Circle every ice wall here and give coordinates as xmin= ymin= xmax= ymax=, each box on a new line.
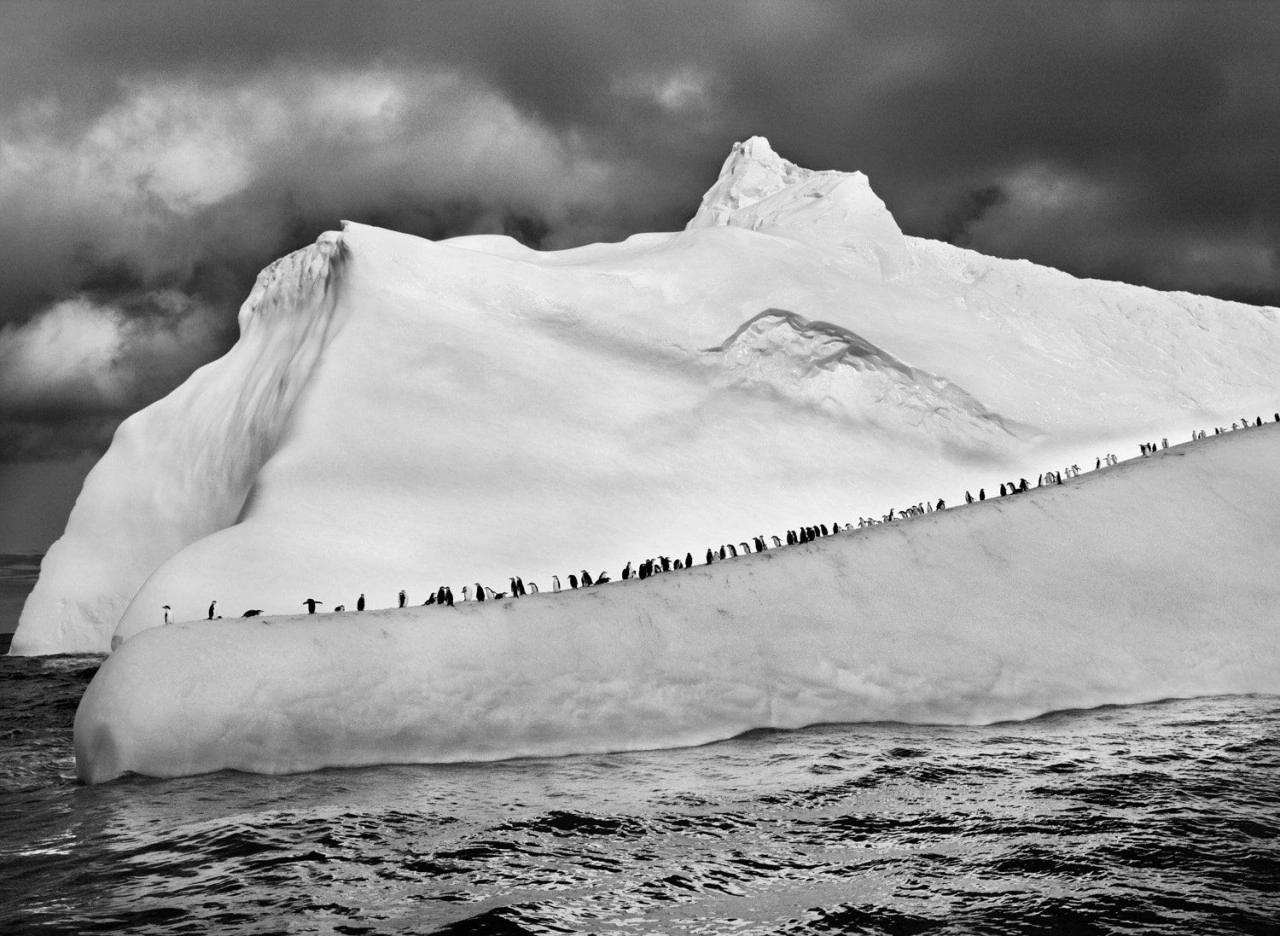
xmin=11 ymin=234 xmax=348 ymax=654
xmin=75 ymin=424 xmax=1280 ymax=783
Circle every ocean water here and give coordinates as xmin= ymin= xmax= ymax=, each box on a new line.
xmin=2 ymin=634 xmax=1277 ymax=935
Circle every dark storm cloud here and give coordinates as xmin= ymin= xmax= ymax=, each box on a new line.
xmin=2 ymin=0 xmax=1279 ymax=464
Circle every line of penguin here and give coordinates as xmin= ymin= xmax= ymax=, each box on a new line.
xmin=183 ymin=413 xmax=1280 ymax=623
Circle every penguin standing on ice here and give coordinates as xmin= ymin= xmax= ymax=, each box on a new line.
xmin=445 ymin=587 xmax=454 ymax=607
xmin=568 ymin=574 xmax=578 ymax=589
xmin=207 ymin=600 xmax=217 ymax=620
xmin=357 ymin=593 xmax=365 ymax=611
xmin=302 ymin=598 xmax=322 ymax=614
xmin=475 ymin=583 xmax=486 ymax=602
xmin=581 ymin=570 xmax=593 ymax=586
xmin=685 ymin=552 xmax=693 ymax=568
xmin=398 ymin=590 xmax=407 ymax=608
xmin=706 ymin=548 xmax=714 ymax=564
xmin=163 ymin=605 xmax=172 ymax=625
xmin=552 ymin=575 xmax=561 ymax=593
xmin=622 ymin=561 xmax=632 ymax=580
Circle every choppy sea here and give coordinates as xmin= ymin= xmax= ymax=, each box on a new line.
xmin=2 ymin=560 xmax=1278 ymax=934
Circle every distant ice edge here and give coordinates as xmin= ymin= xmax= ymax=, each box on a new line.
xmin=11 ymin=231 xmax=349 ymax=655
xmin=74 ymin=425 xmax=1280 ymax=783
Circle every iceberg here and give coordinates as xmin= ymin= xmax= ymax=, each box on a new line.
xmin=15 ymin=137 xmax=1280 ymax=656
xmin=75 ymin=424 xmax=1280 ymax=783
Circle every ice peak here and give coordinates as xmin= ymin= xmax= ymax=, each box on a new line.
xmin=689 ymin=136 xmax=812 ymax=225
xmin=687 ymin=137 xmax=909 ymax=274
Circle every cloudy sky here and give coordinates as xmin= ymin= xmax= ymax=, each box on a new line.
xmin=2 ymin=0 xmax=1279 ymax=551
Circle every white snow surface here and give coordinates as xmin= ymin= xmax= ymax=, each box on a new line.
xmin=75 ymin=424 xmax=1280 ymax=783
xmin=13 ymin=135 xmax=1280 ymax=654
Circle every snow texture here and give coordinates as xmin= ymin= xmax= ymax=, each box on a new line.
xmin=14 ymin=135 xmax=1280 ymax=654
xmin=75 ymin=425 xmax=1280 ymax=782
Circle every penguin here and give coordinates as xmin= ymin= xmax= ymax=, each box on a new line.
xmin=819 ymin=525 xmax=828 ymax=537
xmin=979 ymin=489 xmax=985 ymax=501
xmin=302 ymin=598 xmax=322 ymax=614
xmin=425 ymin=593 xmax=436 ymax=605
xmin=208 ymin=600 xmax=217 ymax=620
xmin=528 ymin=582 xmax=539 ymax=594
xmin=485 ymin=587 xmax=499 ymax=600
xmin=163 ymin=605 xmax=172 ymax=625
xmin=595 ymin=571 xmax=610 ymax=584
xmin=685 ymin=552 xmax=693 ymax=568
xmin=436 ymin=586 xmax=446 ymax=605
xmin=398 ymin=590 xmax=407 ymax=608
xmin=510 ymin=577 xmax=519 ymax=597
xmin=739 ymin=542 xmax=751 ymax=554
xmin=661 ymin=556 xmax=672 ymax=572
xmin=445 ymin=587 xmax=454 ymax=607
xmin=476 ymin=583 xmax=486 ymax=602
xmin=936 ymin=499 xmax=945 ymax=511
xmin=771 ymin=536 xmax=781 ymax=548
xmin=462 ymin=585 xmax=471 ymax=601
xmin=357 ymin=593 xmax=365 ymax=612
xmin=622 ymin=561 xmax=632 ymax=580
xmin=999 ymin=483 xmax=1007 ymax=497
xmin=569 ymin=574 xmax=578 ymax=589
xmin=333 ymin=605 xmax=344 ymax=613
xmin=706 ymin=548 xmax=714 ymax=564
xmin=516 ymin=576 xmax=526 ymax=597
xmin=242 ymin=609 xmax=262 ymax=617
xmin=674 ymin=559 xmax=683 ymax=570
xmin=553 ymin=575 xmax=562 ymax=592
xmin=638 ymin=562 xmax=649 ymax=581
xmin=581 ymin=570 xmax=593 ymax=586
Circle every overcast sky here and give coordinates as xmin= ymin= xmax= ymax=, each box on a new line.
xmin=2 ymin=0 xmax=1279 ymax=551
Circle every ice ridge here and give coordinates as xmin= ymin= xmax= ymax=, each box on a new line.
xmin=705 ymin=309 xmax=1020 ymax=438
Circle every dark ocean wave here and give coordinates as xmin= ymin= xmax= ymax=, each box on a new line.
xmin=1 ymin=651 xmax=1277 ymax=934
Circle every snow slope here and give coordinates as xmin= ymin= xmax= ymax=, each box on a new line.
xmin=14 ymin=136 xmax=1280 ymax=654
xmin=75 ymin=424 xmax=1280 ymax=783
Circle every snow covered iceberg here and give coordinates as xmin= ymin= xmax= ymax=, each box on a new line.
xmin=14 ymin=136 xmax=1280 ymax=655
xmin=75 ymin=425 xmax=1280 ymax=783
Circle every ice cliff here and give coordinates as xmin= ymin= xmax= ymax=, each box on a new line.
xmin=13 ymin=136 xmax=1280 ymax=655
